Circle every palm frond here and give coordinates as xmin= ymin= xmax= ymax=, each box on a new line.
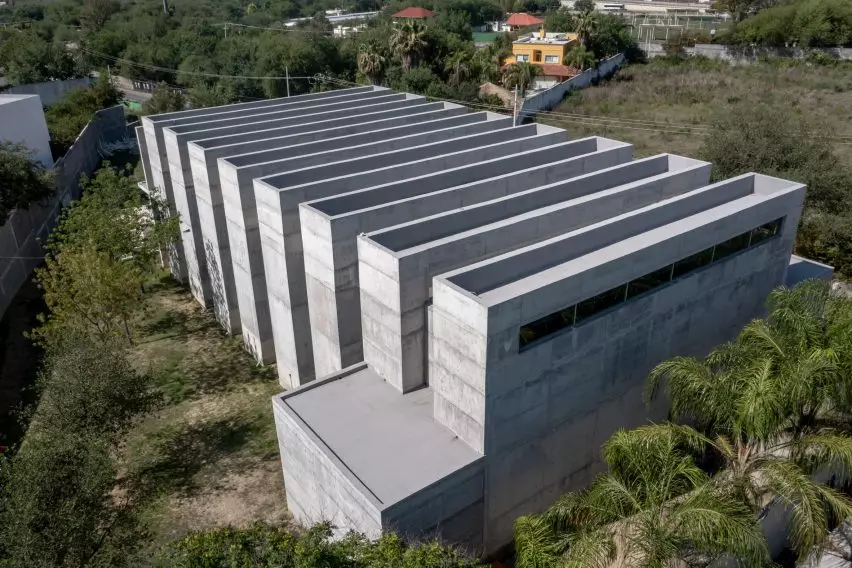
xmin=560 ymin=528 xmax=617 ymax=568
xmin=668 ymin=487 xmax=771 ymax=567
xmin=514 ymin=515 xmax=563 ymax=568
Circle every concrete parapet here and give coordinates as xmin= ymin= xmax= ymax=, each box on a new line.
xmin=257 ymin=123 xmax=565 ymax=387
xmin=359 ymin=154 xmax=710 ymax=393
xmin=187 ymin=103 xmax=467 ymax=333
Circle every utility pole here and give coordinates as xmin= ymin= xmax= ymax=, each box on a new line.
xmin=285 ymin=66 xmax=290 ymax=97
xmin=512 ymin=85 xmax=519 ymax=127
xmin=224 ymin=24 xmax=228 ymax=39
xmin=162 ymin=0 xmax=168 ymax=14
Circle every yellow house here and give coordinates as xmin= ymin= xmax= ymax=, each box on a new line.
xmin=504 ymin=30 xmax=579 ymax=66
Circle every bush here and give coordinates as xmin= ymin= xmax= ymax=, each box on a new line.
xmin=161 ymin=522 xmax=486 ymax=568
xmin=44 ymin=74 xmax=122 ymax=152
xmin=0 ymin=142 xmax=54 ymax=222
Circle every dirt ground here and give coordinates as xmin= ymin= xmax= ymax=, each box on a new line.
xmin=123 ymin=276 xmax=288 ymax=559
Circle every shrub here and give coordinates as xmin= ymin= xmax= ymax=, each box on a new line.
xmin=0 ymin=142 xmax=54 ymax=222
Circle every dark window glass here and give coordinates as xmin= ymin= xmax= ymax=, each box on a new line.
xmin=672 ymin=247 xmax=714 ymax=279
xmin=750 ymin=218 xmax=782 ymax=246
xmin=517 ymin=216 xmax=786 ymax=350
xmin=519 ymin=306 xmax=575 ymax=349
xmin=626 ymin=265 xmax=673 ymax=299
xmin=713 ymin=231 xmax=751 ymax=262
xmin=575 ymin=284 xmax=627 ymax=323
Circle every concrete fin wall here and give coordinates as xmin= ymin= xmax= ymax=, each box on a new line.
xmin=187 ymin=104 xmax=469 ymax=332
xmin=141 ymin=87 xmax=388 ymax=282
xmin=359 ymin=153 xmax=713 ymax=394
xmin=160 ymin=96 xmax=444 ymax=310
xmin=257 ymin=126 xmax=567 ymax=387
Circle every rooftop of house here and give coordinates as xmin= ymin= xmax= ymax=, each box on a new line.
xmin=513 ymin=32 xmax=577 ymax=46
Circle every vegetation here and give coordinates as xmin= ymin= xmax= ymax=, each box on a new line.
xmin=162 ymin=522 xmax=485 ymax=567
xmin=34 ymin=165 xmax=177 ymax=346
xmin=0 ymin=142 xmax=54 ymax=223
xmin=515 ymin=425 xmax=769 ymax=567
xmin=44 ymin=74 xmax=123 ymax=152
xmin=516 ymin=280 xmax=852 ymax=567
xmin=728 ymin=0 xmax=852 ymax=47
xmin=546 ymin=56 xmax=852 ymax=276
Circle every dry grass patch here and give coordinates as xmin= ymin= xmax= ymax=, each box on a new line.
xmin=541 ymin=59 xmax=852 ymax=159
xmin=121 ymin=276 xmax=287 ymax=561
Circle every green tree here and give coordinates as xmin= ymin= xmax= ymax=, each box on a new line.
xmin=79 ymin=0 xmax=120 ymax=32
xmin=564 ymin=44 xmax=595 ymax=69
xmin=502 ymin=61 xmax=540 ymax=95
xmin=35 ymin=165 xmax=178 ymax=344
xmin=544 ymin=9 xmax=576 ymax=33
xmin=35 ymin=333 xmax=159 ymax=444
xmin=390 ymin=20 xmax=428 ymax=71
xmin=0 ymin=142 xmax=54 ymax=222
xmin=357 ymin=45 xmax=386 ymax=85
xmin=0 ymin=431 xmax=123 ymax=568
xmin=647 ymin=279 xmax=852 ymax=561
xmin=45 ymin=74 xmax=123 ymax=150
xmin=574 ymin=9 xmax=597 ymax=45
xmin=515 ymin=425 xmax=770 ymax=568
xmin=141 ymin=82 xmax=187 ymax=115
xmin=445 ymin=48 xmax=474 ymax=86
xmin=574 ymin=0 xmax=595 ymax=13
xmin=0 ymin=31 xmax=78 ymax=84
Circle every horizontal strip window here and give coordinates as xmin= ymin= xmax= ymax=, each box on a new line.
xmin=518 ymin=218 xmax=783 ymax=350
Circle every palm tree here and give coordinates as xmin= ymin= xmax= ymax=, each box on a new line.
xmin=515 ymin=424 xmax=771 ymax=568
xmin=647 ymin=279 xmax=852 ymax=561
xmin=445 ymin=49 xmax=473 ymax=87
xmin=390 ymin=21 xmax=427 ymax=72
xmin=574 ymin=10 xmax=598 ymax=46
xmin=357 ymin=46 xmax=385 ymax=85
xmin=564 ymin=44 xmax=596 ymax=70
xmin=502 ymin=62 xmax=540 ymax=96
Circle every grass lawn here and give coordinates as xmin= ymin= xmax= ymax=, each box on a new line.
xmin=121 ymin=275 xmax=288 ymax=561
xmin=540 ymin=59 xmax=852 ymax=160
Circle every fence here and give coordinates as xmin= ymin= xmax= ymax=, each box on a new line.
xmin=0 ymin=105 xmax=128 ymax=318
xmin=2 ymin=76 xmax=95 ymax=107
xmin=643 ymin=42 xmax=852 ymax=61
xmin=519 ymin=54 xmax=626 ymax=120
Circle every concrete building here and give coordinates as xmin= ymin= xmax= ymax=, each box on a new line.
xmin=136 ymin=89 xmax=818 ymax=557
xmin=0 ymin=94 xmax=53 ymax=167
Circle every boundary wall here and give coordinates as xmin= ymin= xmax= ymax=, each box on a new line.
xmin=0 ymin=106 xmax=127 ymax=317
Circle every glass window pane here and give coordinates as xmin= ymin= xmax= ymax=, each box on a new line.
xmin=519 ymin=306 xmax=575 ymax=349
xmin=672 ymin=247 xmax=714 ymax=279
xmin=713 ymin=232 xmax=750 ymax=262
xmin=750 ymin=218 xmax=782 ymax=246
xmin=627 ymin=265 xmax=673 ymax=299
xmin=575 ymin=285 xmax=627 ymax=323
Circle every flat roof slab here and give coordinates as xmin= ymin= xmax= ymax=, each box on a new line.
xmin=280 ymin=365 xmax=481 ymax=507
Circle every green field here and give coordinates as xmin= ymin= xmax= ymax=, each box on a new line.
xmin=540 ymin=58 xmax=852 ymax=161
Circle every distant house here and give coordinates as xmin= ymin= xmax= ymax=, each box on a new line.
xmin=503 ymin=29 xmax=581 ymax=90
xmin=391 ymin=6 xmax=435 ymax=19
xmin=504 ymin=12 xmax=542 ymax=31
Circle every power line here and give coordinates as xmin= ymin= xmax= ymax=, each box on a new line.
xmin=81 ymin=48 xmax=322 ymax=81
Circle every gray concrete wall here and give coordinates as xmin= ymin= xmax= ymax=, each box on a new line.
xmin=222 ymin=114 xmax=514 ymax=369
xmin=381 ymin=459 xmax=486 ymax=550
xmin=140 ymin=87 xmax=387 ymax=282
xmin=429 ymin=175 xmax=805 ymax=551
xmin=359 ymin=154 xmax=711 ymax=393
xmin=0 ymin=106 xmax=126 ymax=317
xmin=273 ymin=390 xmax=384 ymax=536
xmin=4 ymin=76 xmax=95 ymax=107
xmin=187 ymin=103 xmax=465 ymax=333
xmin=520 ymin=53 xmax=625 ymax=118
xmin=161 ymin=93 xmax=424 ymax=309
xmin=256 ymin=125 xmax=566 ymax=387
